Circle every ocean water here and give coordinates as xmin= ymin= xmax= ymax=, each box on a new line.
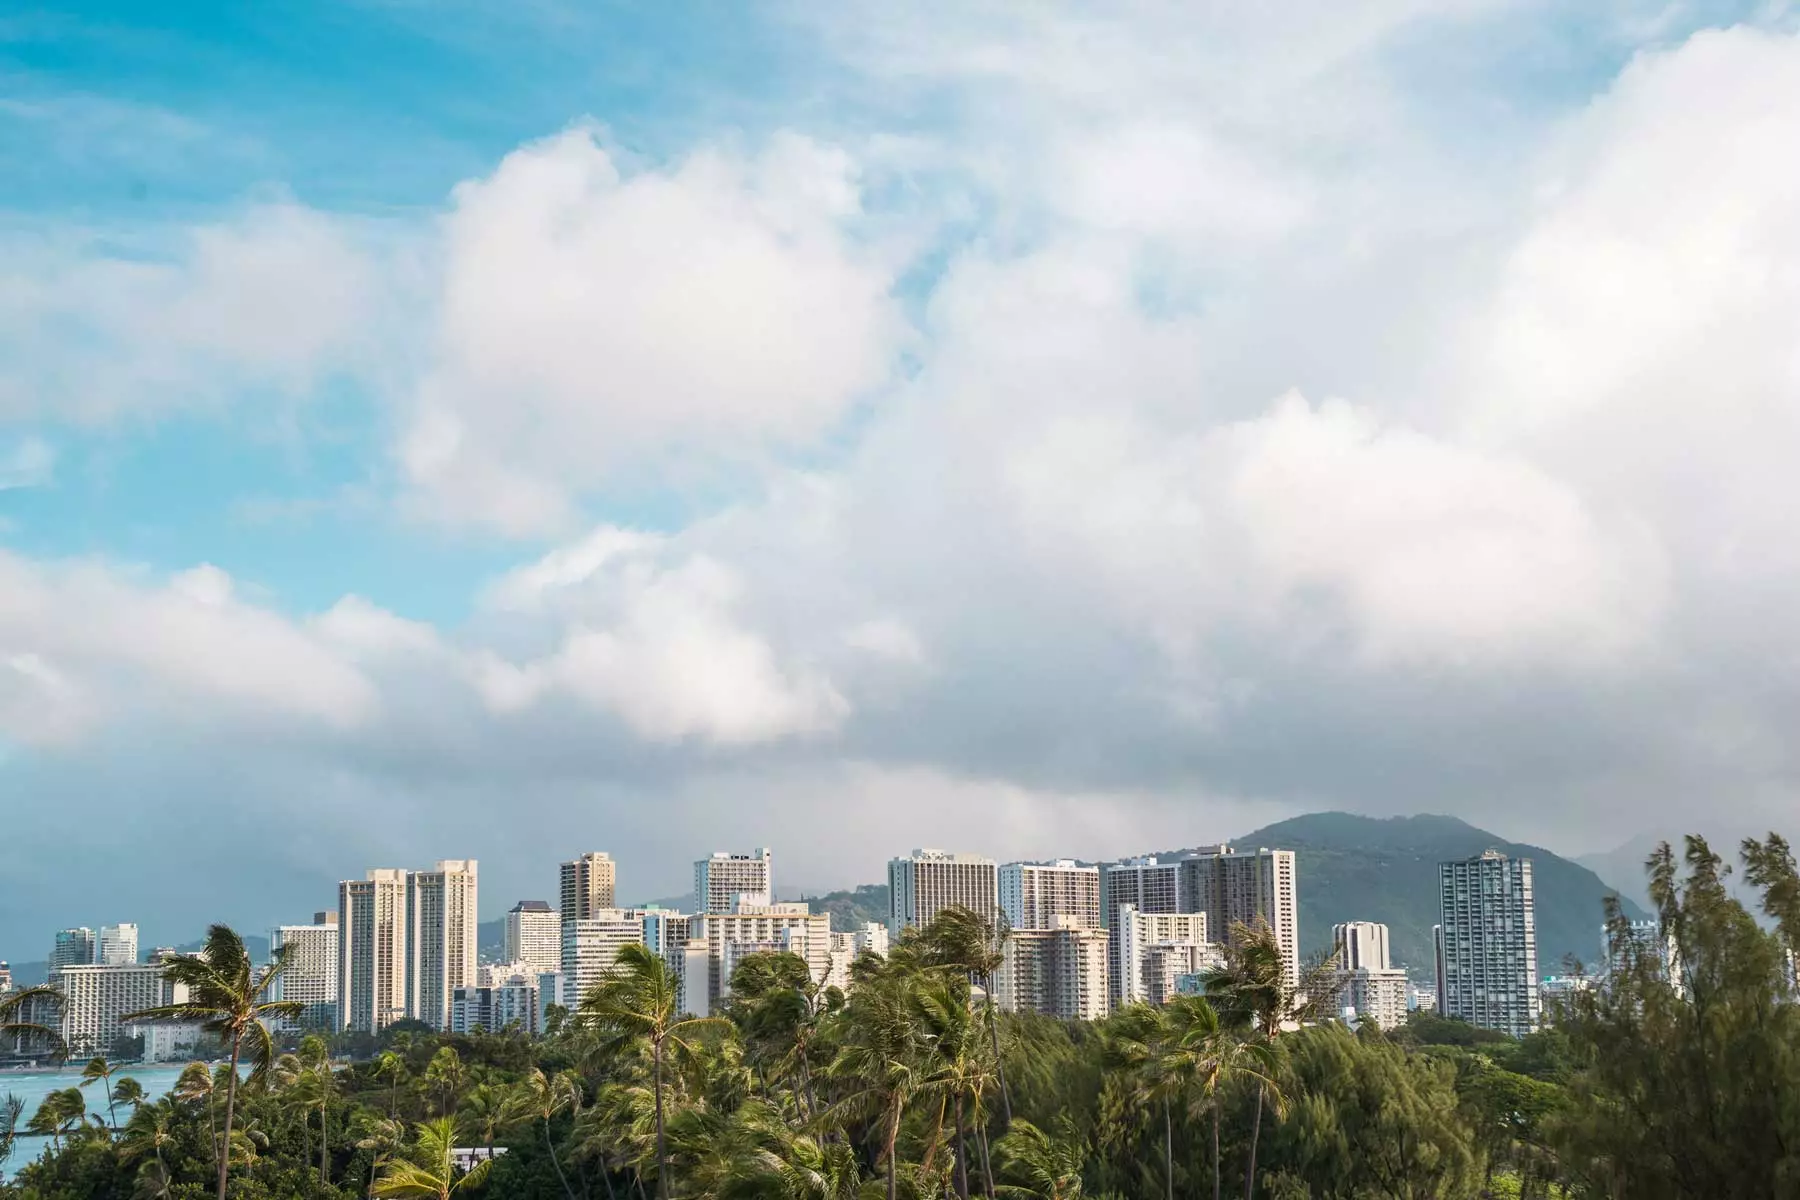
xmin=1 ymin=1063 xmax=214 ymax=1174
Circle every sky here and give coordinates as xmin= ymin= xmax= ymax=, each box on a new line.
xmin=5 ymin=0 xmax=1800 ymax=953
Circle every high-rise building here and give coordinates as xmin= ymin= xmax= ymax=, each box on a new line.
xmin=1602 ymin=918 xmax=1680 ymax=994
xmin=97 ymin=924 xmax=139 ymax=966
xmin=695 ymin=849 xmax=774 ymax=915
xmin=272 ymin=911 xmax=340 ymax=1030
xmin=0 ymin=962 xmax=11 ymax=993
xmin=505 ymin=901 xmax=562 ymax=975
xmin=1179 ymin=846 xmax=1300 ymax=989
xmin=450 ymin=963 xmax=541 ymax=1036
xmin=1333 ymin=922 xmax=1391 ymax=972
xmin=640 ymin=908 xmax=695 ymax=1000
xmin=848 ymin=922 xmax=889 ymax=959
xmin=50 ymin=928 xmax=95 ymax=971
xmin=1115 ymin=907 xmax=1214 ymax=1008
xmin=888 ymin=850 xmax=999 ymax=937
xmin=1000 ymin=861 xmax=1102 ymax=931
xmin=53 ymin=960 xmax=184 ymax=1058
xmin=1435 ymin=851 xmax=1539 ymax=1038
xmin=339 ymin=869 xmax=409 ymax=1034
xmin=1100 ymin=858 xmax=1185 ymax=1008
xmin=560 ymin=854 xmax=618 ymax=926
xmin=994 ymin=917 xmax=1109 ymax=1021
xmin=686 ymin=901 xmax=832 ymax=1015
xmin=561 ymin=910 xmax=648 ymax=1008
xmin=408 ymin=860 xmax=479 ymax=1030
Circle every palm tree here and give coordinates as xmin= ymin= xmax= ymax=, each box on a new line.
xmin=111 ymin=1076 xmax=147 ymax=1118
xmin=511 ymin=1067 xmax=581 ymax=1200
xmin=1202 ymin=919 xmax=1333 ymax=1200
xmin=825 ymin=965 xmax=926 ymax=1200
xmin=80 ymin=1056 xmax=121 ymax=1131
xmin=27 ymin=1087 xmax=85 ymax=1151
xmin=993 ymin=1118 xmax=1085 ymax=1200
xmin=352 ymin=1111 xmax=408 ymax=1198
xmin=914 ymin=974 xmax=999 ymax=1199
xmin=122 ymin=923 xmax=305 ymax=1200
xmin=1 ymin=1093 xmax=26 ymax=1179
xmin=424 ymin=1045 xmax=468 ymax=1116
xmin=172 ymin=1060 xmax=218 ymax=1172
xmin=579 ymin=941 xmax=731 ymax=1200
xmin=0 ymin=985 xmax=66 ymax=1062
xmin=376 ymin=1050 xmax=411 ymax=1118
xmin=1102 ymin=1005 xmax=1182 ymax=1200
xmin=371 ymin=1116 xmax=493 ymax=1199
xmin=119 ymin=1096 xmax=179 ymax=1192
xmin=1154 ymin=995 xmax=1280 ymax=1200
xmin=917 ymin=905 xmax=1015 ymax=1126
xmin=457 ymin=1082 xmax=516 ymax=1164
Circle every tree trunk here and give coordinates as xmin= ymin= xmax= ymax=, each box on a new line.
xmin=976 ymin=1120 xmax=994 ymax=1200
xmin=886 ymin=1098 xmax=903 ymax=1200
xmin=954 ymin=1092 xmax=970 ymax=1200
xmin=320 ymin=1099 xmax=329 ymax=1189
xmin=104 ymin=1083 xmax=119 ymax=1133
xmin=654 ymin=1037 xmax=669 ymax=1200
xmin=1242 ymin=1083 xmax=1265 ymax=1200
xmin=1212 ymin=1100 xmax=1222 ymax=1200
xmin=545 ymin=1117 xmax=577 ymax=1200
xmin=1165 ymin=1096 xmax=1175 ymax=1200
xmin=218 ymin=1036 xmax=243 ymax=1200
xmin=985 ymin=995 xmax=1013 ymax=1127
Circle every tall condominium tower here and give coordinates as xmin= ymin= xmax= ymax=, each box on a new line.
xmin=97 ymin=924 xmax=139 ymax=966
xmin=560 ymin=910 xmax=647 ymax=1008
xmin=695 ymin=849 xmax=774 ymax=914
xmin=339 ymin=869 xmax=409 ymax=1034
xmin=505 ymin=900 xmax=562 ymax=975
xmin=560 ymin=853 xmax=617 ymax=925
xmin=1115 ymin=907 xmax=1214 ymax=1008
xmin=408 ymin=860 xmax=479 ymax=1031
xmin=1179 ymin=846 xmax=1300 ymax=989
xmin=1000 ymin=860 xmax=1102 ymax=931
xmin=50 ymin=961 xmax=185 ymax=1058
xmin=1330 ymin=921 xmax=1408 ymax=1031
xmin=686 ymin=901 xmax=833 ymax=1016
xmin=1099 ymin=858 xmax=1187 ymax=1008
xmin=50 ymin=928 xmax=95 ymax=971
xmin=888 ymin=850 xmax=999 ymax=937
xmin=1435 ymin=851 xmax=1539 ymax=1038
xmin=994 ymin=917 xmax=1110 ymax=1021
xmin=272 ymin=911 xmax=340 ymax=1030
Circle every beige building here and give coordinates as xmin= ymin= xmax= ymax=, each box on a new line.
xmin=995 ymin=917 xmax=1109 ymax=1021
xmin=53 ymin=959 xmax=183 ymax=1057
xmin=272 ymin=911 xmax=339 ymax=1029
xmin=505 ymin=900 xmax=562 ymax=975
xmin=339 ymin=869 xmax=409 ymax=1034
xmin=695 ymin=849 xmax=774 ymax=914
xmin=1115 ymin=907 xmax=1215 ymax=1007
xmin=97 ymin=924 xmax=139 ymax=966
xmin=888 ymin=849 xmax=999 ymax=937
xmin=1333 ymin=921 xmax=1391 ymax=972
xmin=1180 ymin=846 xmax=1300 ymax=990
xmin=561 ymin=910 xmax=647 ymax=1008
xmin=408 ymin=860 xmax=479 ymax=1031
xmin=1000 ymin=860 xmax=1101 ymax=931
xmin=1100 ymin=859 xmax=1185 ymax=1007
xmin=686 ymin=901 xmax=832 ymax=1014
xmin=560 ymin=854 xmax=617 ymax=925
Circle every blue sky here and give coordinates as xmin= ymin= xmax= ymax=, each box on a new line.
xmin=5 ymin=0 xmax=1800 ymax=955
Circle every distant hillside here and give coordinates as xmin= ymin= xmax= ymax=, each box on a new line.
xmin=1216 ymin=813 xmax=1646 ymax=978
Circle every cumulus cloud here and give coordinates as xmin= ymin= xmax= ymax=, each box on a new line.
xmin=399 ymin=127 xmax=906 ymax=533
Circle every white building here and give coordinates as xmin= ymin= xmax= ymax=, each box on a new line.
xmin=1603 ymin=919 xmax=1680 ymax=994
xmin=1180 ymin=846 xmax=1301 ymax=991
xmin=686 ymin=902 xmax=832 ymax=1015
xmin=1539 ymin=975 xmax=1594 ymax=1005
xmin=339 ymin=869 xmax=409 ymax=1034
xmin=52 ymin=960 xmax=183 ymax=1057
xmin=849 ymin=923 xmax=889 ymax=958
xmin=695 ymin=849 xmax=774 ymax=915
xmin=505 ymin=901 xmax=561 ymax=976
xmin=272 ymin=911 xmax=340 ymax=1030
xmin=408 ymin=860 xmax=479 ymax=1031
xmin=1115 ymin=907 xmax=1214 ymax=1007
xmin=888 ymin=850 xmax=999 ymax=937
xmin=50 ymin=928 xmax=95 ymax=971
xmin=560 ymin=854 xmax=617 ymax=926
xmin=640 ymin=908 xmax=695 ymax=1009
xmin=1000 ymin=861 xmax=1101 ymax=931
xmin=994 ymin=917 xmax=1109 ymax=1021
xmin=1435 ymin=851 xmax=1540 ymax=1038
xmin=450 ymin=965 xmax=541 ymax=1036
xmin=1100 ymin=858 xmax=1186 ymax=1008
xmin=1329 ymin=921 xmax=1407 ymax=1031
xmin=561 ymin=911 xmax=647 ymax=1008
xmin=97 ymin=924 xmax=139 ymax=966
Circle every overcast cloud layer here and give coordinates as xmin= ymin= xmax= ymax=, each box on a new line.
xmin=5 ymin=2 xmax=1800 ymax=950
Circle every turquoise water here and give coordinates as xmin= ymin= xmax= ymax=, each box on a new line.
xmin=1 ymin=1064 xmax=207 ymax=1173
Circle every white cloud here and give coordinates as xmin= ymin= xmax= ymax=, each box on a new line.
xmin=0 ymin=435 xmax=54 ymax=489
xmin=400 ymin=127 xmax=907 ymax=533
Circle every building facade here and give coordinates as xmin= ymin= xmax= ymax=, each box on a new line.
xmin=888 ymin=850 xmax=999 ymax=937
xmin=52 ymin=961 xmax=181 ymax=1057
xmin=560 ymin=854 xmax=617 ymax=925
xmin=1100 ymin=858 xmax=1186 ymax=1008
xmin=50 ymin=928 xmax=95 ymax=972
xmin=1115 ymin=907 xmax=1213 ymax=1007
xmin=1329 ymin=919 xmax=1407 ymax=1030
xmin=1435 ymin=851 xmax=1540 ymax=1038
xmin=339 ymin=869 xmax=409 ymax=1034
xmin=1333 ymin=921 xmax=1391 ymax=972
xmin=97 ymin=924 xmax=138 ymax=966
xmin=561 ymin=910 xmax=647 ymax=1009
xmin=687 ymin=902 xmax=832 ymax=1014
xmin=994 ymin=918 xmax=1109 ymax=1021
xmin=1179 ymin=846 xmax=1300 ymax=990
xmin=695 ymin=849 xmax=774 ymax=914
xmin=272 ymin=911 xmax=340 ymax=1029
xmin=505 ymin=901 xmax=562 ymax=976
xmin=407 ymin=860 xmax=479 ymax=1031
xmin=1000 ymin=860 xmax=1102 ymax=931
xmin=450 ymin=966 xmax=541 ymax=1036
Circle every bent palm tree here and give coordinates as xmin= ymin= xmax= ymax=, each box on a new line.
xmin=123 ymin=923 xmax=304 ymax=1200
xmin=80 ymin=1056 xmax=120 ymax=1131
xmin=510 ymin=1067 xmax=581 ymax=1200
xmin=579 ymin=941 xmax=730 ymax=1200
xmin=371 ymin=1116 xmax=493 ymax=1199
xmin=994 ymin=1117 xmax=1085 ymax=1200
xmin=1 ymin=1093 xmax=26 ymax=1176
xmin=0 ymin=985 xmax=66 ymax=1062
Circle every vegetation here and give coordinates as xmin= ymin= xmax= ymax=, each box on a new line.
xmin=2 ymin=832 xmax=1795 ymax=1199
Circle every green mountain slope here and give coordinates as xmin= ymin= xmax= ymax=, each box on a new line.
xmin=1217 ymin=812 xmax=1647 ymax=978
